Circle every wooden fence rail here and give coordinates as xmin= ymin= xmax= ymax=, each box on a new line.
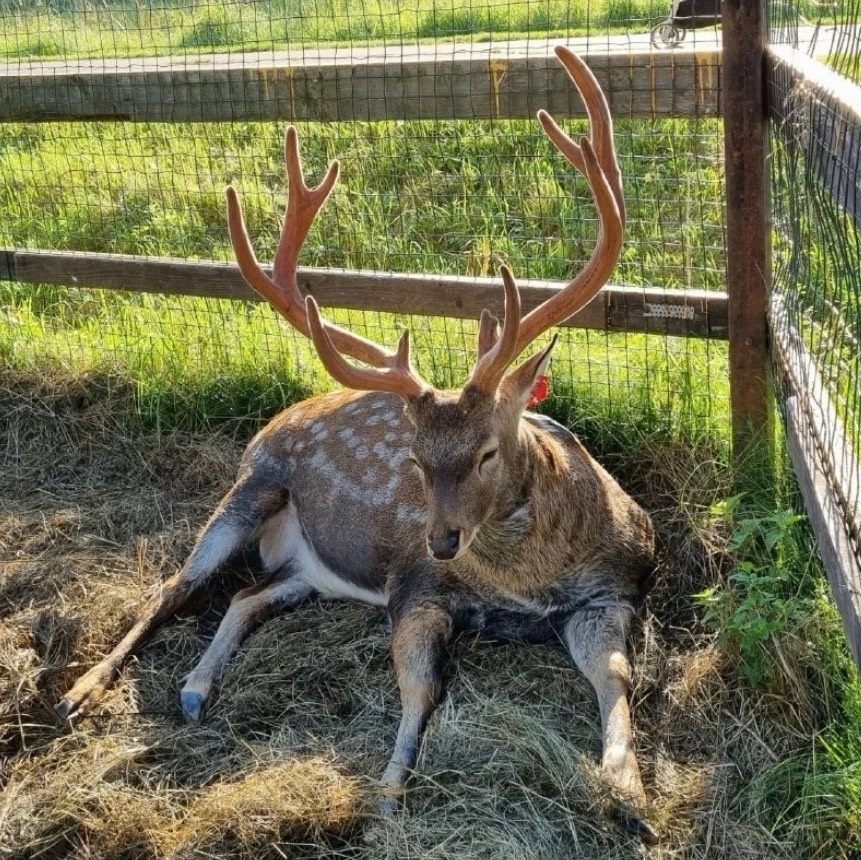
xmin=772 ymin=295 xmax=861 ymax=668
xmin=0 ymin=249 xmax=729 ymax=339
xmin=768 ymin=44 xmax=861 ymax=230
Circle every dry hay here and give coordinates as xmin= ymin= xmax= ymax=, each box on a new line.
xmin=0 ymin=369 xmax=833 ymax=859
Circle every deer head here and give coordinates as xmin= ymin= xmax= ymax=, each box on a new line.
xmin=227 ymin=46 xmax=624 ymax=562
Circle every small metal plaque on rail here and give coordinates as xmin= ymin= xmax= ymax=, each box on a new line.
xmin=642 ymin=302 xmax=695 ymax=320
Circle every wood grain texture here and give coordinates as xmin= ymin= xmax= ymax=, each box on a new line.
xmin=1 ymin=249 xmax=728 ymax=339
xmin=0 ymin=44 xmax=722 ymax=123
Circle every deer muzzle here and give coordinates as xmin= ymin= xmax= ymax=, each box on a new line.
xmin=427 ymin=528 xmax=462 ymax=561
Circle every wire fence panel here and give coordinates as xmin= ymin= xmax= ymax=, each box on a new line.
xmin=0 ymin=1 xmax=732 ymax=442
xmin=768 ymin=0 xmax=861 ymax=663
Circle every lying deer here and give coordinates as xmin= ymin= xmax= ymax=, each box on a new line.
xmin=57 ymin=46 xmax=656 ymax=841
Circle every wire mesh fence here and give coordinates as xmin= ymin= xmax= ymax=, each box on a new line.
xmin=0 ymin=1 xmax=692 ymax=60
xmin=768 ymin=0 xmax=861 ymax=659
xmin=0 ymin=1 xmax=733 ymax=442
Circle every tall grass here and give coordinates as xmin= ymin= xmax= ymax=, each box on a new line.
xmin=693 ymin=456 xmax=861 ymax=857
xmin=1 ymin=0 xmax=841 ymax=61
xmin=0 ymin=119 xmax=726 ymax=287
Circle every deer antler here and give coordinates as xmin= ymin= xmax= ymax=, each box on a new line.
xmin=513 ymin=46 xmax=624 ymax=355
xmin=469 ymin=46 xmax=623 ymax=386
xmin=227 ymin=126 xmax=405 ymax=370
xmin=234 ymin=47 xmax=624 ymax=402
xmin=467 ymin=265 xmax=522 ymax=394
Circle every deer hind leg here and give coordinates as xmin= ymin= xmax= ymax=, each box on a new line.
xmin=180 ymin=574 xmax=313 ymax=722
xmin=563 ymin=604 xmax=657 ymax=844
xmin=56 ymin=469 xmax=290 ymax=720
xmin=379 ymin=602 xmax=453 ymax=813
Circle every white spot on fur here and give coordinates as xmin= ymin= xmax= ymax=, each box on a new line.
xmin=338 ymin=427 xmax=361 ymax=449
xmin=309 ymin=421 xmax=330 ymax=441
xmin=368 ymin=473 xmax=402 ymax=505
xmin=372 ymin=442 xmax=392 ymax=461
xmin=389 ymin=448 xmax=409 ymax=468
xmin=395 ymin=504 xmax=426 ymax=524
xmin=295 ymin=445 xmax=408 ymax=507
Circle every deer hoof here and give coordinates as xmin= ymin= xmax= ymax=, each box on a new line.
xmin=55 ymin=697 xmax=78 ymax=720
xmin=180 ymin=688 xmax=208 ymax=723
xmin=617 ymin=809 xmax=658 ymax=845
xmin=55 ymin=667 xmax=114 ymax=720
xmin=376 ymin=793 xmax=404 ymax=818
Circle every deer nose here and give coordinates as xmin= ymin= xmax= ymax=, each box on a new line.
xmin=428 ymin=529 xmax=461 ymax=561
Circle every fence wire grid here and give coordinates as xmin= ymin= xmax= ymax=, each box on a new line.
xmin=0 ymin=1 xmax=743 ymax=440
xmin=768 ymin=0 xmax=861 ymax=620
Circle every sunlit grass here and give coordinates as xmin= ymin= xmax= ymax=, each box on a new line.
xmin=0 ymin=118 xmax=726 ymax=281
xmin=1 ymin=0 xmax=664 ymax=60
xmin=0 ymin=114 xmax=729 ymax=441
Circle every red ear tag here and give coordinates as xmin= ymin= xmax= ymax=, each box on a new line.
xmin=527 ymin=374 xmax=550 ymax=409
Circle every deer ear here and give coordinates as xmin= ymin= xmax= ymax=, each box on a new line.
xmin=501 ymin=334 xmax=557 ymax=411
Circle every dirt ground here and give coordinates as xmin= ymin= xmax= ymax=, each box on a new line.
xmin=0 ymin=370 xmax=827 ymax=859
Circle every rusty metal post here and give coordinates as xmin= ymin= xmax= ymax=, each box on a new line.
xmin=722 ymin=0 xmax=774 ymax=469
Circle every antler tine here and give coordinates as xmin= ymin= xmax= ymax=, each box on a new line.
xmin=305 ymin=296 xmax=428 ymax=399
xmin=227 ymin=126 xmax=403 ymax=369
xmin=513 ymin=48 xmax=625 ymax=355
xmin=468 ymin=264 xmax=522 ymax=394
xmin=272 ymin=126 xmax=340 ymax=288
xmin=546 ymin=45 xmax=625 ymax=224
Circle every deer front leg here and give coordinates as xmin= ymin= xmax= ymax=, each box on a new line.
xmin=380 ymin=601 xmax=453 ymax=813
xmin=563 ymin=605 xmax=657 ymax=844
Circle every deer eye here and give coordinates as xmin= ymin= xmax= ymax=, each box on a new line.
xmin=478 ymin=448 xmax=498 ymax=473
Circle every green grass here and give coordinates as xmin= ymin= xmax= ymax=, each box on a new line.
xmin=0 ymin=115 xmax=729 ymax=440
xmin=693 ymin=461 xmax=861 ymax=856
xmin=0 ymin=0 xmax=842 ymax=60
xmin=0 ymin=291 xmax=731 ymax=447
xmin=0 ymin=0 xmax=665 ymax=60
xmin=0 ymin=119 xmax=726 ymax=287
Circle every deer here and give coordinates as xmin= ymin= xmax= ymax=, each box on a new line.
xmin=56 ymin=46 xmax=657 ymax=842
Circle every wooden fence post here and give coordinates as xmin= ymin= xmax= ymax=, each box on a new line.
xmin=722 ymin=0 xmax=774 ymax=471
